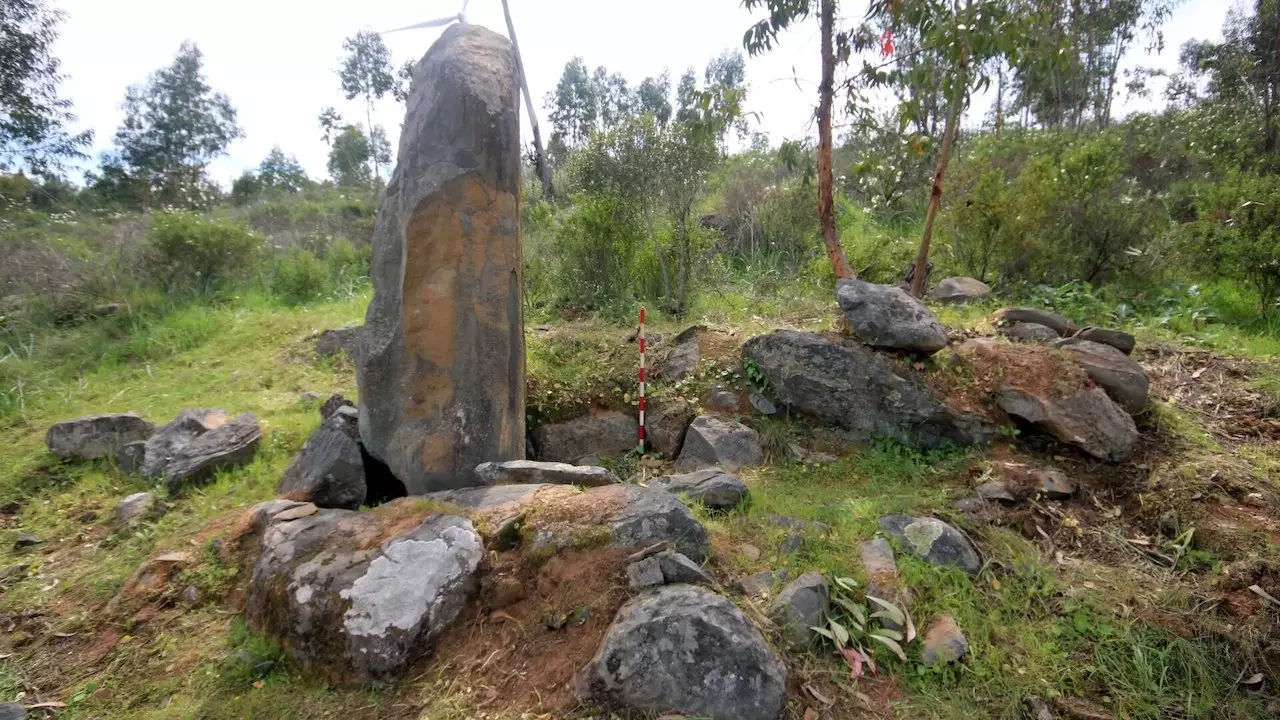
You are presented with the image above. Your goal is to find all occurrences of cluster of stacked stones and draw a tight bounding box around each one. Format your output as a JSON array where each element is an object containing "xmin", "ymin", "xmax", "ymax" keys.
[{"xmin": 39, "ymin": 24, "xmax": 1152, "ymax": 719}]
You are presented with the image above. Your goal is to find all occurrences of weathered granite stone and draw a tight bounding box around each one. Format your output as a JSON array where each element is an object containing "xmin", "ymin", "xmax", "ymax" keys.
[
  {"xmin": 880, "ymin": 515, "xmax": 982, "ymax": 574},
  {"xmin": 142, "ymin": 408, "xmax": 230, "ymax": 480},
  {"xmin": 674, "ymin": 415, "xmax": 763, "ymax": 472},
  {"xmin": 837, "ymin": 279, "xmax": 948, "ymax": 355},
  {"xmin": 164, "ymin": 413, "xmax": 261, "ymax": 491},
  {"xmin": 46, "ymin": 413, "xmax": 154, "ymax": 461},
  {"xmin": 931, "ymin": 276, "xmax": 991, "ymax": 304},
  {"xmin": 576, "ymin": 585, "xmax": 787, "ymax": 720},
  {"xmin": 534, "ymin": 411, "xmax": 636, "ymax": 464},
  {"xmin": 356, "ymin": 23, "xmax": 525, "ymax": 494}
]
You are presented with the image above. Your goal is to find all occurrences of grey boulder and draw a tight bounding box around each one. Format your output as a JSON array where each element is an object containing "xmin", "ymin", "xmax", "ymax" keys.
[
  {"xmin": 245, "ymin": 503, "xmax": 483, "ymax": 685},
  {"xmin": 648, "ymin": 467, "xmax": 748, "ymax": 511},
  {"xmin": 656, "ymin": 550, "xmax": 712, "ymax": 586},
  {"xmin": 1059, "ymin": 340, "xmax": 1149, "ymax": 415},
  {"xmin": 576, "ymin": 584, "xmax": 787, "ymax": 720},
  {"xmin": 661, "ymin": 340, "xmax": 700, "ymax": 382},
  {"xmin": 837, "ymin": 279, "xmax": 948, "ymax": 355},
  {"xmin": 930, "ymin": 276, "xmax": 991, "ymax": 304},
  {"xmin": 116, "ymin": 440, "xmax": 147, "ymax": 474},
  {"xmin": 707, "ymin": 390, "xmax": 741, "ymax": 412},
  {"xmin": 0, "ymin": 703, "xmax": 24, "ymax": 720},
  {"xmin": 534, "ymin": 411, "xmax": 637, "ymax": 464},
  {"xmin": 999, "ymin": 322, "xmax": 1060, "ymax": 342},
  {"xmin": 880, "ymin": 515, "xmax": 982, "ymax": 574},
  {"xmin": 770, "ymin": 571, "xmax": 829, "ymax": 650},
  {"xmin": 46, "ymin": 412, "xmax": 154, "ymax": 461},
  {"xmin": 743, "ymin": 330, "xmax": 998, "ymax": 450},
  {"xmin": 474, "ymin": 459, "xmax": 619, "ymax": 487},
  {"xmin": 164, "ymin": 413, "xmax": 261, "ymax": 492},
  {"xmin": 675, "ymin": 415, "xmax": 763, "ymax": 472},
  {"xmin": 645, "ymin": 397, "xmax": 695, "ymax": 459},
  {"xmin": 277, "ymin": 406, "xmax": 367, "ymax": 509}
]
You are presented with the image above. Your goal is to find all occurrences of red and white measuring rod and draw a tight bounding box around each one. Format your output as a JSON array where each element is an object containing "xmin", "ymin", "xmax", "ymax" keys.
[{"xmin": 638, "ymin": 306, "xmax": 646, "ymax": 454}]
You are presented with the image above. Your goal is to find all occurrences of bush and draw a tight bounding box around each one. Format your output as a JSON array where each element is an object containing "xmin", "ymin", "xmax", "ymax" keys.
[
  {"xmin": 548, "ymin": 193, "xmax": 644, "ymax": 317},
  {"xmin": 1175, "ymin": 171, "xmax": 1280, "ymax": 313},
  {"xmin": 270, "ymin": 248, "xmax": 328, "ymax": 304},
  {"xmin": 148, "ymin": 212, "xmax": 263, "ymax": 295}
]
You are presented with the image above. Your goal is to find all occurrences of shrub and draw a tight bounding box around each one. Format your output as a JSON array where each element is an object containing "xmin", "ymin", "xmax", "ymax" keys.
[
  {"xmin": 271, "ymin": 248, "xmax": 329, "ymax": 305},
  {"xmin": 548, "ymin": 193, "xmax": 644, "ymax": 317},
  {"xmin": 1175, "ymin": 171, "xmax": 1280, "ymax": 313},
  {"xmin": 148, "ymin": 212, "xmax": 263, "ymax": 295}
]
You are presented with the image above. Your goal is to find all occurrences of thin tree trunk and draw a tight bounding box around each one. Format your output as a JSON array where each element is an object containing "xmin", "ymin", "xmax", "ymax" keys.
[
  {"xmin": 1269, "ymin": 0, "xmax": 1280, "ymax": 152},
  {"xmin": 501, "ymin": 0, "xmax": 555, "ymax": 198},
  {"xmin": 995, "ymin": 63, "xmax": 1005, "ymax": 137},
  {"xmin": 910, "ymin": 10, "xmax": 970, "ymax": 298},
  {"xmin": 818, "ymin": 0, "xmax": 854, "ymax": 280},
  {"xmin": 645, "ymin": 205, "xmax": 672, "ymax": 306},
  {"xmin": 366, "ymin": 102, "xmax": 379, "ymax": 189}
]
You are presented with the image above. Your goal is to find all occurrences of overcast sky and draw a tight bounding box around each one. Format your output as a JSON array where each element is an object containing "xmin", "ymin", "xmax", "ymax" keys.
[{"xmin": 51, "ymin": 0, "xmax": 1233, "ymax": 186}]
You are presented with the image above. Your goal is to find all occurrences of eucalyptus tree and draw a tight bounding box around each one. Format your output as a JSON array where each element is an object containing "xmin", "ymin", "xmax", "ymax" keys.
[
  {"xmin": 339, "ymin": 29, "xmax": 396, "ymax": 186},
  {"xmin": 743, "ymin": 0, "xmax": 856, "ymax": 280},
  {"xmin": 0, "ymin": 0, "xmax": 91, "ymax": 173}
]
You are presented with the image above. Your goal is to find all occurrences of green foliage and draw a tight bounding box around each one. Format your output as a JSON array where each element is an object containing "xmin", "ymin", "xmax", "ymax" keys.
[
  {"xmin": 1174, "ymin": 170, "xmax": 1280, "ymax": 313},
  {"xmin": 0, "ymin": 0, "xmax": 91, "ymax": 173},
  {"xmin": 112, "ymin": 42, "xmax": 242, "ymax": 208},
  {"xmin": 270, "ymin": 248, "xmax": 328, "ymax": 305},
  {"xmin": 547, "ymin": 193, "xmax": 643, "ymax": 317},
  {"xmin": 147, "ymin": 212, "xmax": 263, "ymax": 295},
  {"xmin": 327, "ymin": 125, "xmax": 372, "ymax": 188}
]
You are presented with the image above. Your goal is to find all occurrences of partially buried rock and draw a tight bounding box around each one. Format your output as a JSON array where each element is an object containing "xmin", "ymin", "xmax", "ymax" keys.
[
  {"xmin": 930, "ymin": 276, "xmax": 991, "ymax": 304},
  {"xmin": 999, "ymin": 322, "xmax": 1060, "ymax": 342},
  {"xmin": 770, "ymin": 571, "xmax": 828, "ymax": 650},
  {"xmin": 992, "ymin": 306, "xmax": 1078, "ymax": 337},
  {"xmin": 245, "ymin": 502, "xmax": 483, "ymax": 685},
  {"xmin": 954, "ymin": 339, "xmax": 1136, "ymax": 461},
  {"xmin": 534, "ymin": 411, "xmax": 637, "ymax": 464},
  {"xmin": 319, "ymin": 393, "xmax": 355, "ymax": 420},
  {"xmin": 743, "ymin": 330, "xmax": 998, "ymax": 450},
  {"xmin": 836, "ymin": 279, "xmax": 949, "ymax": 355},
  {"xmin": 164, "ymin": 414, "xmax": 261, "ymax": 492},
  {"xmin": 648, "ymin": 467, "xmax": 748, "ymax": 511},
  {"xmin": 315, "ymin": 325, "xmax": 362, "ymax": 361},
  {"xmin": 13, "ymin": 534, "xmax": 40, "ymax": 550},
  {"xmin": 529, "ymin": 484, "xmax": 711, "ymax": 562},
  {"xmin": 707, "ymin": 390, "xmax": 740, "ymax": 412},
  {"xmin": 674, "ymin": 415, "xmax": 763, "ymax": 472},
  {"xmin": 1058, "ymin": 340, "xmax": 1149, "ymax": 415},
  {"xmin": 1037, "ymin": 469, "xmax": 1077, "ymax": 500},
  {"xmin": 116, "ymin": 441, "xmax": 146, "ymax": 474},
  {"xmin": 860, "ymin": 537, "xmax": 905, "ymax": 626},
  {"xmin": 474, "ymin": 459, "xmax": 619, "ymax": 487},
  {"xmin": 880, "ymin": 515, "xmax": 982, "ymax": 574},
  {"xmin": 627, "ymin": 556, "xmax": 665, "ymax": 589},
  {"xmin": 645, "ymin": 397, "xmax": 695, "ymax": 459},
  {"xmin": 656, "ymin": 550, "xmax": 712, "ymax": 586},
  {"xmin": 976, "ymin": 480, "xmax": 1019, "ymax": 504},
  {"xmin": 921, "ymin": 615, "xmax": 968, "ymax": 666},
  {"xmin": 142, "ymin": 408, "xmax": 231, "ymax": 480},
  {"xmin": 661, "ymin": 341, "xmax": 700, "ymax": 382},
  {"xmin": 0, "ymin": 703, "xmax": 24, "ymax": 720},
  {"xmin": 735, "ymin": 569, "xmax": 786, "ymax": 596},
  {"xmin": 46, "ymin": 412, "xmax": 155, "ymax": 461},
  {"xmin": 1074, "ymin": 327, "xmax": 1136, "ymax": 355},
  {"xmin": 576, "ymin": 584, "xmax": 787, "ymax": 720},
  {"xmin": 748, "ymin": 391, "xmax": 777, "ymax": 415},
  {"xmin": 114, "ymin": 491, "xmax": 157, "ymax": 527},
  {"xmin": 356, "ymin": 24, "xmax": 525, "ymax": 494},
  {"xmin": 277, "ymin": 406, "xmax": 366, "ymax": 510}
]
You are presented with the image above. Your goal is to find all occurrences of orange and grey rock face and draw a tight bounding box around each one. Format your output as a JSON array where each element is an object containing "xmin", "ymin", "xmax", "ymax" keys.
[{"xmin": 358, "ymin": 24, "xmax": 525, "ymax": 495}]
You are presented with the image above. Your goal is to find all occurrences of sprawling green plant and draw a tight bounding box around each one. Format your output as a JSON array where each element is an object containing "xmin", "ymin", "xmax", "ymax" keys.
[{"xmin": 147, "ymin": 212, "xmax": 263, "ymax": 295}]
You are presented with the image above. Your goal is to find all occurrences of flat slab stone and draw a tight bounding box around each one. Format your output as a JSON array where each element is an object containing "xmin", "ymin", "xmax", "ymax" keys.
[
  {"xmin": 142, "ymin": 408, "xmax": 231, "ymax": 480},
  {"xmin": 992, "ymin": 307, "xmax": 1078, "ymax": 337},
  {"xmin": 164, "ymin": 413, "xmax": 261, "ymax": 492},
  {"xmin": 1074, "ymin": 327, "xmax": 1136, "ymax": 355},
  {"xmin": 474, "ymin": 459, "xmax": 619, "ymax": 487},
  {"xmin": 424, "ymin": 483, "xmax": 562, "ymax": 510},
  {"xmin": 47, "ymin": 413, "xmax": 154, "ymax": 461},
  {"xmin": 999, "ymin": 322, "xmax": 1060, "ymax": 342},
  {"xmin": 931, "ymin": 276, "xmax": 991, "ymax": 304},
  {"xmin": 1059, "ymin": 340, "xmax": 1149, "ymax": 415},
  {"xmin": 648, "ymin": 467, "xmax": 748, "ymax": 511}
]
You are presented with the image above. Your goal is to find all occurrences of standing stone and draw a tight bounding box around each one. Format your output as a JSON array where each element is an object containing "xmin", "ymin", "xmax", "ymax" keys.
[{"xmin": 357, "ymin": 24, "xmax": 524, "ymax": 495}]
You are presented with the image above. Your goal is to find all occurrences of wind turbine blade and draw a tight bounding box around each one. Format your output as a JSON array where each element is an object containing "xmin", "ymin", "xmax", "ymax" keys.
[{"xmin": 382, "ymin": 16, "xmax": 457, "ymax": 34}]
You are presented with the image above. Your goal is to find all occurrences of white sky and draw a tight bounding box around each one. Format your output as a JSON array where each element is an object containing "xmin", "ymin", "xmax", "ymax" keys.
[{"xmin": 51, "ymin": 0, "xmax": 1232, "ymax": 186}]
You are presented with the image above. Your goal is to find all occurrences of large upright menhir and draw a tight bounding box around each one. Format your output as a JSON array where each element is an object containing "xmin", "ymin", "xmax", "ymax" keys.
[{"xmin": 357, "ymin": 24, "xmax": 525, "ymax": 495}]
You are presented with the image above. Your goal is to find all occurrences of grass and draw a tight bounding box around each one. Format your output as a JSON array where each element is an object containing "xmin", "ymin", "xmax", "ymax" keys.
[{"xmin": 1, "ymin": 281, "xmax": 1278, "ymax": 719}]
